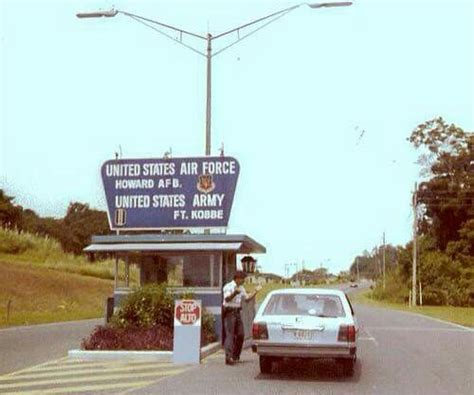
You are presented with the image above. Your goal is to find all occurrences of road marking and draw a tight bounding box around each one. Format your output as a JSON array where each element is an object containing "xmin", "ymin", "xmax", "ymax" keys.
[
  {"xmin": 0, "ymin": 358, "xmax": 191, "ymax": 394},
  {"xmin": 401, "ymin": 311, "xmax": 474, "ymax": 331},
  {"xmin": 362, "ymin": 327, "xmax": 379, "ymax": 346},
  {"xmin": 1, "ymin": 380, "xmax": 156, "ymax": 395},
  {"xmin": 0, "ymin": 363, "xmax": 178, "ymax": 381},
  {"xmin": 2, "ymin": 357, "xmax": 69, "ymax": 378},
  {"xmin": 8, "ymin": 361, "xmax": 173, "ymax": 374},
  {"xmin": 0, "ymin": 369, "xmax": 185, "ymax": 390},
  {"xmin": 367, "ymin": 326, "xmax": 473, "ymax": 333},
  {"xmin": 357, "ymin": 304, "xmax": 474, "ymax": 331}
]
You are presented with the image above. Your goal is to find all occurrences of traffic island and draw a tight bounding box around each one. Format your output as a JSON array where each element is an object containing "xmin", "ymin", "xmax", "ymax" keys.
[{"xmin": 68, "ymin": 341, "xmax": 221, "ymax": 362}]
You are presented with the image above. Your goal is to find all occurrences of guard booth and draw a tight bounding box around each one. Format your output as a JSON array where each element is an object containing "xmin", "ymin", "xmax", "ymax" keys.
[
  {"xmin": 92, "ymin": 155, "xmax": 265, "ymax": 340},
  {"xmin": 84, "ymin": 233, "xmax": 266, "ymax": 339}
]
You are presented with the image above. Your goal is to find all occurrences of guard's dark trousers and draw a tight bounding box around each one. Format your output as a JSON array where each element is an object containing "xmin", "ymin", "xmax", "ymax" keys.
[{"xmin": 224, "ymin": 308, "xmax": 244, "ymax": 361}]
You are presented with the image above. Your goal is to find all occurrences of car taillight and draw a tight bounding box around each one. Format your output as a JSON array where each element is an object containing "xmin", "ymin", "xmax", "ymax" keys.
[
  {"xmin": 252, "ymin": 322, "xmax": 268, "ymax": 340},
  {"xmin": 338, "ymin": 325, "xmax": 356, "ymax": 342}
]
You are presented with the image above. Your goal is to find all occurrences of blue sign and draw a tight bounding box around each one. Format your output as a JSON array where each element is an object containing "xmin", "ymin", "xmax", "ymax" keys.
[{"xmin": 101, "ymin": 157, "xmax": 240, "ymax": 230}]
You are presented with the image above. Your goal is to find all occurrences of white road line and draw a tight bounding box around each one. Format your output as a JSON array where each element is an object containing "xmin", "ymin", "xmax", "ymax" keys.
[
  {"xmin": 366, "ymin": 326, "xmax": 474, "ymax": 333},
  {"xmin": 0, "ymin": 364, "xmax": 178, "ymax": 381},
  {"xmin": 0, "ymin": 369, "xmax": 186, "ymax": 390},
  {"xmin": 404, "ymin": 311, "xmax": 474, "ymax": 331},
  {"xmin": 2, "ymin": 357, "xmax": 69, "ymax": 378},
  {"xmin": 358, "ymin": 305, "xmax": 474, "ymax": 331},
  {"xmin": 8, "ymin": 361, "xmax": 172, "ymax": 374},
  {"xmin": 362, "ymin": 327, "xmax": 379, "ymax": 347}
]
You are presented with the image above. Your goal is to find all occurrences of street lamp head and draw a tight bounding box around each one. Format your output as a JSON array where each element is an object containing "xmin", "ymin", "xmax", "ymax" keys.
[
  {"xmin": 308, "ymin": 2, "xmax": 353, "ymax": 8},
  {"xmin": 76, "ymin": 9, "xmax": 118, "ymax": 19}
]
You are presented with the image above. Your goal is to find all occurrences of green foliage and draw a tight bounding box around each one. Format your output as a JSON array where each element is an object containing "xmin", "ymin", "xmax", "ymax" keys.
[
  {"xmin": 61, "ymin": 202, "xmax": 109, "ymax": 254},
  {"xmin": 111, "ymin": 285, "xmax": 217, "ymax": 344},
  {"xmin": 370, "ymin": 118, "xmax": 473, "ymax": 307},
  {"xmin": 418, "ymin": 251, "xmax": 472, "ymax": 306},
  {"xmin": 371, "ymin": 270, "xmax": 408, "ymax": 304},
  {"xmin": 0, "ymin": 229, "xmax": 34, "ymax": 253},
  {"xmin": 201, "ymin": 309, "xmax": 218, "ymax": 345},
  {"xmin": 373, "ymin": 238, "xmax": 473, "ymax": 307},
  {"xmin": 0, "ymin": 227, "xmax": 132, "ymax": 282},
  {"xmin": 350, "ymin": 244, "xmax": 398, "ymax": 280},
  {"xmin": 113, "ymin": 284, "xmax": 174, "ymax": 329},
  {"xmin": 0, "ymin": 190, "xmax": 22, "ymax": 228},
  {"xmin": 0, "ymin": 189, "xmax": 110, "ymax": 256},
  {"xmin": 409, "ymin": 117, "xmax": 473, "ymax": 250}
]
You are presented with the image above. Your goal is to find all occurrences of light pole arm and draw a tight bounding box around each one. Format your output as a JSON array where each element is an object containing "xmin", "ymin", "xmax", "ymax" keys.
[
  {"xmin": 212, "ymin": 4, "xmax": 303, "ymax": 40},
  {"xmin": 119, "ymin": 10, "xmax": 207, "ymax": 40}
]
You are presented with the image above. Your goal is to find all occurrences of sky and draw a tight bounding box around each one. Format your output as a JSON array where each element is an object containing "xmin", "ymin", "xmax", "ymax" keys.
[{"xmin": 1, "ymin": 0, "xmax": 473, "ymax": 276}]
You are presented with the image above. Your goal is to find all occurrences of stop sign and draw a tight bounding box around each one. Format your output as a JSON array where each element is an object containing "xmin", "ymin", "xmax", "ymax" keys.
[{"xmin": 175, "ymin": 300, "xmax": 201, "ymax": 326}]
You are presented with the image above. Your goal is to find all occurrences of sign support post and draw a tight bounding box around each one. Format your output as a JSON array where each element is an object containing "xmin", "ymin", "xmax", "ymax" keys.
[{"xmin": 173, "ymin": 300, "xmax": 202, "ymax": 364}]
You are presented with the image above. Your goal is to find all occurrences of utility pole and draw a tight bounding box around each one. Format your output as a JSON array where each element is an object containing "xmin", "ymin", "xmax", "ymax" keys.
[
  {"xmin": 412, "ymin": 182, "xmax": 418, "ymax": 307},
  {"xmin": 383, "ymin": 231, "xmax": 386, "ymax": 290}
]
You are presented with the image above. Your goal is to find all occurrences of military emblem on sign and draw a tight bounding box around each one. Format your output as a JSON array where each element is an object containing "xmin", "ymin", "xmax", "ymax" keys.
[
  {"xmin": 114, "ymin": 208, "xmax": 127, "ymax": 226},
  {"xmin": 197, "ymin": 174, "xmax": 215, "ymax": 194}
]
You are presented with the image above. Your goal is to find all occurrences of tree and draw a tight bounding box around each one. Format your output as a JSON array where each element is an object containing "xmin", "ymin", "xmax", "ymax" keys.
[
  {"xmin": 62, "ymin": 202, "xmax": 110, "ymax": 254},
  {"xmin": 0, "ymin": 189, "xmax": 22, "ymax": 228},
  {"xmin": 409, "ymin": 117, "xmax": 473, "ymax": 250}
]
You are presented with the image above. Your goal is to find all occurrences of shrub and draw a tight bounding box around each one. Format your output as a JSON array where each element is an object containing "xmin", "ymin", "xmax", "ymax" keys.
[
  {"xmin": 84, "ymin": 284, "xmax": 217, "ymax": 350},
  {"xmin": 81, "ymin": 324, "xmax": 172, "ymax": 351},
  {"xmin": 0, "ymin": 228, "xmax": 34, "ymax": 254},
  {"xmin": 371, "ymin": 270, "xmax": 408, "ymax": 304},
  {"xmin": 112, "ymin": 284, "xmax": 175, "ymax": 329}
]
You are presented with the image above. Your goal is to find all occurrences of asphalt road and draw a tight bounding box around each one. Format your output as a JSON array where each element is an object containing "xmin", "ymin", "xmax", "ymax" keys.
[
  {"xmin": 1, "ymin": 285, "xmax": 473, "ymax": 394},
  {"xmin": 131, "ymin": 302, "xmax": 474, "ymax": 395},
  {"xmin": 0, "ymin": 319, "xmax": 102, "ymax": 375}
]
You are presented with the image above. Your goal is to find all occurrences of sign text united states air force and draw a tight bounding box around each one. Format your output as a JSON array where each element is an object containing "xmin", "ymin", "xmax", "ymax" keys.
[{"xmin": 101, "ymin": 157, "xmax": 240, "ymax": 230}]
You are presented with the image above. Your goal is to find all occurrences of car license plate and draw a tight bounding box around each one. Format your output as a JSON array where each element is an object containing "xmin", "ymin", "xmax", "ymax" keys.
[{"xmin": 294, "ymin": 330, "xmax": 312, "ymax": 340}]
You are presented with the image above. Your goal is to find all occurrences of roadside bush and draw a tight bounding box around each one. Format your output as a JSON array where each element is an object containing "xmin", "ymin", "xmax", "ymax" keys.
[
  {"xmin": 81, "ymin": 324, "xmax": 172, "ymax": 350},
  {"xmin": 371, "ymin": 270, "xmax": 408, "ymax": 304},
  {"xmin": 0, "ymin": 228, "xmax": 34, "ymax": 254},
  {"xmin": 112, "ymin": 284, "xmax": 175, "ymax": 329},
  {"xmin": 83, "ymin": 284, "xmax": 217, "ymax": 350}
]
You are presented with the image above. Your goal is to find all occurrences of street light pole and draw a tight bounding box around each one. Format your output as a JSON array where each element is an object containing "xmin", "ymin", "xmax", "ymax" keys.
[
  {"xmin": 412, "ymin": 182, "xmax": 418, "ymax": 307},
  {"xmin": 383, "ymin": 231, "xmax": 386, "ymax": 290},
  {"xmin": 205, "ymin": 34, "xmax": 212, "ymax": 156},
  {"xmin": 77, "ymin": 2, "xmax": 352, "ymax": 156}
]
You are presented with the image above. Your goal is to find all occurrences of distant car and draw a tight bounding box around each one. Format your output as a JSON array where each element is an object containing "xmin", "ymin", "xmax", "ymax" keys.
[{"xmin": 252, "ymin": 288, "xmax": 358, "ymax": 376}]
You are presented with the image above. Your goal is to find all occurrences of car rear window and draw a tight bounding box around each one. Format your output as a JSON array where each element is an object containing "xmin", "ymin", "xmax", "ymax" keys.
[{"xmin": 263, "ymin": 293, "xmax": 346, "ymax": 317}]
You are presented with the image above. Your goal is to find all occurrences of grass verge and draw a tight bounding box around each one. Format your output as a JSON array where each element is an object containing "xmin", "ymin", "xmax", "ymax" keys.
[
  {"xmin": 0, "ymin": 228, "xmax": 138, "ymax": 283},
  {"xmin": 351, "ymin": 289, "xmax": 474, "ymax": 328},
  {"xmin": 0, "ymin": 261, "xmax": 113, "ymax": 328}
]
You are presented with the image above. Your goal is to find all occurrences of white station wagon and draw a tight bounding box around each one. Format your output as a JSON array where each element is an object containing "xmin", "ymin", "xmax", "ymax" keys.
[{"xmin": 252, "ymin": 288, "xmax": 358, "ymax": 376}]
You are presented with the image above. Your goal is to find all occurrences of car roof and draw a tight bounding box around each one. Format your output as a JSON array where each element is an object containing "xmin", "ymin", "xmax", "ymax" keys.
[{"xmin": 266, "ymin": 288, "xmax": 347, "ymax": 297}]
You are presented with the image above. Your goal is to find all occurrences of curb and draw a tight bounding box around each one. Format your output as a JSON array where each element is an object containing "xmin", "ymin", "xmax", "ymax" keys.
[
  {"xmin": 200, "ymin": 342, "xmax": 222, "ymax": 359},
  {"xmin": 68, "ymin": 341, "xmax": 222, "ymax": 362}
]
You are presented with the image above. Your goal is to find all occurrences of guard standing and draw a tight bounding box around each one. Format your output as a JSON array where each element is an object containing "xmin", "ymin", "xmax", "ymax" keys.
[{"xmin": 222, "ymin": 271, "xmax": 261, "ymax": 365}]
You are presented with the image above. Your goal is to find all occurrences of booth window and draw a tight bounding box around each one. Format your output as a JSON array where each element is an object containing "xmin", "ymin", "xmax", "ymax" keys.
[{"xmin": 165, "ymin": 254, "xmax": 220, "ymax": 288}]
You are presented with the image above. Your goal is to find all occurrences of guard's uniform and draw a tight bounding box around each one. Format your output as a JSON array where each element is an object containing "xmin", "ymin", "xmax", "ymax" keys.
[{"xmin": 223, "ymin": 280, "xmax": 247, "ymax": 362}]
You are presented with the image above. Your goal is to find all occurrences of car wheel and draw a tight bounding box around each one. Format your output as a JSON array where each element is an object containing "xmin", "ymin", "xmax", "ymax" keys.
[{"xmin": 259, "ymin": 356, "xmax": 273, "ymax": 374}]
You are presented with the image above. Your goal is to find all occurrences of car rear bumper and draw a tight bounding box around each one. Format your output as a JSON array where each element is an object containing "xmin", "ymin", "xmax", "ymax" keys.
[{"xmin": 252, "ymin": 342, "xmax": 356, "ymax": 359}]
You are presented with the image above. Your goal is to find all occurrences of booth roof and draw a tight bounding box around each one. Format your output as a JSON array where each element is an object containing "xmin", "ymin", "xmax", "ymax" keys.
[{"xmin": 84, "ymin": 234, "xmax": 266, "ymax": 254}]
